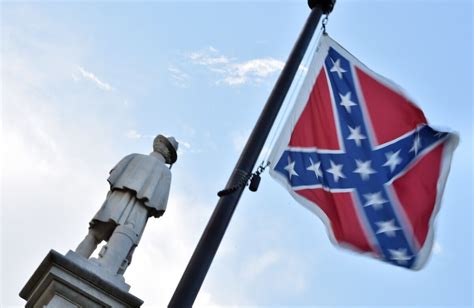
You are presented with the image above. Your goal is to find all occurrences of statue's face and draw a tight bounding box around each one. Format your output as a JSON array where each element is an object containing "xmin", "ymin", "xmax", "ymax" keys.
[{"xmin": 153, "ymin": 138, "xmax": 171, "ymax": 160}]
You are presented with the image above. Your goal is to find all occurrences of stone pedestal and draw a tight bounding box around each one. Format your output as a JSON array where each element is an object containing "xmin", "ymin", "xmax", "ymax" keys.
[{"xmin": 20, "ymin": 250, "xmax": 143, "ymax": 308}]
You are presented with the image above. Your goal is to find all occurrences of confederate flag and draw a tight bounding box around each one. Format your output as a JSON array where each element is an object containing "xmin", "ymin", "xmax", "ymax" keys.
[{"xmin": 269, "ymin": 34, "xmax": 458, "ymax": 269}]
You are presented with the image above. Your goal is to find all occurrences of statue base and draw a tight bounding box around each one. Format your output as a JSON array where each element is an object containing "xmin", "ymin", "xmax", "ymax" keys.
[{"xmin": 19, "ymin": 250, "xmax": 143, "ymax": 307}]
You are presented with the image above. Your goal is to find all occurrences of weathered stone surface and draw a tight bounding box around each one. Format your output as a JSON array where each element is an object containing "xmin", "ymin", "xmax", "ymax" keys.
[
  {"xmin": 20, "ymin": 250, "xmax": 143, "ymax": 308},
  {"xmin": 65, "ymin": 250, "xmax": 130, "ymax": 291}
]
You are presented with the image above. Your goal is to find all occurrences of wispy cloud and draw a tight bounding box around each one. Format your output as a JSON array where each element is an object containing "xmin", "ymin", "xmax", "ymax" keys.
[
  {"xmin": 125, "ymin": 129, "xmax": 156, "ymax": 139},
  {"xmin": 223, "ymin": 58, "xmax": 285, "ymax": 86},
  {"xmin": 125, "ymin": 129, "xmax": 201, "ymax": 156},
  {"xmin": 185, "ymin": 46, "xmax": 285, "ymax": 86},
  {"xmin": 126, "ymin": 129, "xmax": 144, "ymax": 139},
  {"xmin": 168, "ymin": 65, "xmax": 190, "ymax": 88},
  {"xmin": 77, "ymin": 66, "xmax": 113, "ymax": 91},
  {"xmin": 188, "ymin": 46, "xmax": 230, "ymax": 66}
]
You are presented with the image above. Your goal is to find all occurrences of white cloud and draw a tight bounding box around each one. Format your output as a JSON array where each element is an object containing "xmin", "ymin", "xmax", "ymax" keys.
[
  {"xmin": 176, "ymin": 140, "xmax": 193, "ymax": 156},
  {"xmin": 185, "ymin": 46, "xmax": 285, "ymax": 86},
  {"xmin": 188, "ymin": 46, "xmax": 231, "ymax": 66},
  {"xmin": 125, "ymin": 130, "xmax": 156, "ymax": 140},
  {"xmin": 168, "ymin": 65, "xmax": 190, "ymax": 88},
  {"xmin": 125, "ymin": 130, "xmax": 201, "ymax": 157},
  {"xmin": 180, "ymin": 140, "xmax": 192, "ymax": 149},
  {"xmin": 231, "ymin": 58, "xmax": 284, "ymax": 79},
  {"xmin": 218, "ymin": 58, "xmax": 284, "ymax": 86},
  {"xmin": 126, "ymin": 129, "xmax": 142, "ymax": 139},
  {"xmin": 77, "ymin": 66, "xmax": 113, "ymax": 91}
]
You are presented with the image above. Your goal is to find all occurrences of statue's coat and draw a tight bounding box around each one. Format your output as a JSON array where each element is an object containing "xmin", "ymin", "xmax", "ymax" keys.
[{"xmin": 93, "ymin": 153, "xmax": 171, "ymax": 227}]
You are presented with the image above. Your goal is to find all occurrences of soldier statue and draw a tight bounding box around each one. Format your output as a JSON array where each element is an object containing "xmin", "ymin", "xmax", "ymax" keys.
[{"xmin": 75, "ymin": 134, "xmax": 178, "ymax": 275}]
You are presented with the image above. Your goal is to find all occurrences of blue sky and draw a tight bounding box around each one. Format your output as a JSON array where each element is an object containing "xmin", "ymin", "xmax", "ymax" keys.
[{"xmin": 1, "ymin": 1, "xmax": 472, "ymax": 307}]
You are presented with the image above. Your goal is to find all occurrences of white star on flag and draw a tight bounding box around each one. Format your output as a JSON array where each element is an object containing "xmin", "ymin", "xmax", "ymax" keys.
[
  {"xmin": 363, "ymin": 192, "xmax": 388, "ymax": 210},
  {"xmin": 330, "ymin": 58, "xmax": 346, "ymax": 79},
  {"xmin": 339, "ymin": 91, "xmax": 357, "ymax": 113},
  {"xmin": 353, "ymin": 159, "xmax": 377, "ymax": 180},
  {"xmin": 326, "ymin": 160, "xmax": 346, "ymax": 183},
  {"xmin": 347, "ymin": 125, "xmax": 367, "ymax": 147},
  {"xmin": 383, "ymin": 150, "xmax": 402, "ymax": 173},
  {"xmin": 375, "ymin": 220, "xmax": 401, "ymax": 237},
  {"xmin": 284, "ymin": 157, "xmax": 298, "ymax": 180},
  {"xmin": 410, "ymin": 134, "xmax": 422, "ymax": 155},
  {"xmin": 388, "ymin": 248, "xmax": 412, "ymax": 265},
  {"xmin": 306, "ymin": 157, "xmax": 322, "ymax": 179}
]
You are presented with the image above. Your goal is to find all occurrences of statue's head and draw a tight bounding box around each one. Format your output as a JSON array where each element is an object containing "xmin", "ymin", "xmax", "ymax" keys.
[{"xmin": 153, "ymin": 135, "xmax": 178, "ymax": 165}]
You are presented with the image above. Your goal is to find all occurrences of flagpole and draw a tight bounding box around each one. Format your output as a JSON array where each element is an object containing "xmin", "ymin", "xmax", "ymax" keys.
[{"xmin": 169, "ymin": 1, "xmax": 335, "ymax": 306}]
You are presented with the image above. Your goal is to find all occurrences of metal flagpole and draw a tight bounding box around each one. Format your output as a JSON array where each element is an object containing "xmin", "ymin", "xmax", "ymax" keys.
[{"xmin": 169, "ymin": 1, "xmax": 336, "ymax": 306}]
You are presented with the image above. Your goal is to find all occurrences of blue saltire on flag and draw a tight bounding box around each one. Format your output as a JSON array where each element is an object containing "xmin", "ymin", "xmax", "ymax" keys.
[{"xmin": 269, "ymin": 34, "xmax": 458, "ymax": 269}]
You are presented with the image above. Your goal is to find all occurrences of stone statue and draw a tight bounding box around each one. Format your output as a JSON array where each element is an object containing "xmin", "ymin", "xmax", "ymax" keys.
[{"xmin": 75, "ymin": 134, "xmax": 178, "ymax": 276}]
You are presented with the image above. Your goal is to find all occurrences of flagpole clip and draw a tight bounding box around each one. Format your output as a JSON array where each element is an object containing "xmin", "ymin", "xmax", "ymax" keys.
[
  {"xmin": 322, "ymin": 14, "xmax": 329, "ymax": 34},
  {"xmin": 249, "ymin": 161, "xmax": 270, "ymax": 192}
]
